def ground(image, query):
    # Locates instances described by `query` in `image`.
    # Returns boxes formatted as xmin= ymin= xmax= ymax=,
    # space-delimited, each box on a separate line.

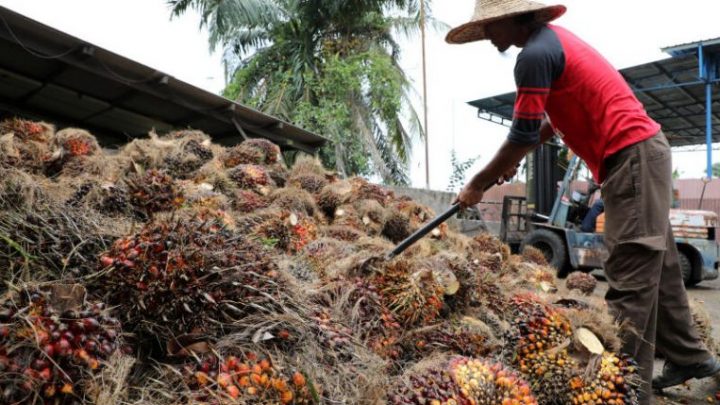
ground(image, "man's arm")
xmin=456 ymin=120 xmax=554 ymax=207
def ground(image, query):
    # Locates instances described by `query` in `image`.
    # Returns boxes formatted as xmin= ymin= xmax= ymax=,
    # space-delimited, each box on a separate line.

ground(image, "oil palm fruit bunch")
xmin=66 ymin=181 xmax=131 ymax=216
xmin=238 ymin=209 xmax=318 ymax=254
xmin=288 ymin=173 xmax=328 ymax=195
xmin=44 ymin=129 xmax=103 ymax=178
xmin=310 ymin=310 xmax=353 ymax=351
xmin=403 ymin=317 xmax=494 ymax=361
xmin=381 ymin=208 xmax=411 ymax=244
xmin=321 ymin=225 xmax=365 ymax=242
xmin=51 ymin=128 xmax=100 ymax=159
xmin=221 ymin=144 xmax=265 ymax=167
xmin=565 ymin=272 xmax=598 ymax=295
xmin=0 ymin=288 xmax=122 ymax=404
xmin=389 ymin=356 xmax=537 ymax=405
xmin=300 ymin=238 xmax=351 ymax=279
xmin=267 ymin=162 xmax=289 ymax=187
xmin=181 ymin=352 xmax=313 ymax=404
xmin=0 ymin=118 xmax=53 ymax=142
xmin=348 ymin=177 xmax=392 ymax=206
xmin=232 ymin=189 xmax=270 ymax=213
xmin=332 ymin=204 xmax=365 ymax=230
xmin=243 ymin=138 xmax=282 ymax=164
xmin=506 ymin=294 xmax=576 ymax=404
xmin=392 ymin=200 xmax=435 ymax=232
xmin=340 ymin=277 xmax=401 ymax=359
xmin=270 ymin=187 xmax=319 ymax=219
xmin=316 ymin=181 xmax=352 ymax=219
xmin=355 ymin=199 xmax=387 ymax=236
xmin=227 ymin=164 xmax=275 ymax=194
xmin=568 ymin=352 xmax=639 ymax=405
xmin=162 ymin=139 xmax=213 ymax=179
xmin=522 ymin=246 xmax=549 ymax=266
xmin=97 ymin=216 xmax=281 ymax=340
xmin=374 ymin=260 xmax=446 ymax=327
xmin=469 ymin=233 xmax=512 ymax=262
xmin=125 ymin=169 xmax=185 ymax=218
xmin=0 ymin=119 xmax=53 ymax=173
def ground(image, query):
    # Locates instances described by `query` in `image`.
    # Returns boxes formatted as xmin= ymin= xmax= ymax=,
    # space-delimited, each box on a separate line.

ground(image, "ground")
xmin=592 ymin=274 xmax=720 ymax=404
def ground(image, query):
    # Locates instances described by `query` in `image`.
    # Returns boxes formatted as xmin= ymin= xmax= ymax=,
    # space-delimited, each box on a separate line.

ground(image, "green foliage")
xmin=447 ymin=149 xmax=480 ymax=192
xmin=170 ymin=0 xmax=448 ymax=185
xmin=711 ymin=163 xmax=720 ymax=178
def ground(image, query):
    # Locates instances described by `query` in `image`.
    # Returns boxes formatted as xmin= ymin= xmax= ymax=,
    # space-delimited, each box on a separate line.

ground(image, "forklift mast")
xmin=525 ymin=142 xmax=566 ymax=216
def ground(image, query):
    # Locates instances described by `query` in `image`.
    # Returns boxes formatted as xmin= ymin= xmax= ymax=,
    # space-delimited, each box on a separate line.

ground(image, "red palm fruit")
xmin=226 ymin=384 xmax=240 ymax=399
xmin=217 ymin=372 xmax=232 ymax=388
xmin=292 ymin=371 xmax=306 ymax=387
xmin=38 ymin=368 xmax=52 ymax=380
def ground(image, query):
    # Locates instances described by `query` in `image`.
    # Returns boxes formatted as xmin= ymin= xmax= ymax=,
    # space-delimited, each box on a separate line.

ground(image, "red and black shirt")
xmin=510 ymin=24 xmax=660 ymax=182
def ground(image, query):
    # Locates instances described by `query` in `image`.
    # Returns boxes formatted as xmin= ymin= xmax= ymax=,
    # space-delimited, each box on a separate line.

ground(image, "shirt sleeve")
xmin=509 ymin=32 xmax=564 ymax=145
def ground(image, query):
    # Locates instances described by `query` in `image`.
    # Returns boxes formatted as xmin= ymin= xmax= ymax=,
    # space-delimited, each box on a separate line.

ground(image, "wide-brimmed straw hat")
xmin=446 ymin=0 xmax=566 ymax=44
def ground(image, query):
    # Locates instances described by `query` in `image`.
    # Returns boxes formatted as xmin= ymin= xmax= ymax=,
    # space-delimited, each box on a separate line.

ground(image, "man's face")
xmin=485 ymin=19 xmax=518 ymax=53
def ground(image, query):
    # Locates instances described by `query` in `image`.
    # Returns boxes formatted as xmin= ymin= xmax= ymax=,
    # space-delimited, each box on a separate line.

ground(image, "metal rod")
xmin=420 ymin=0 xmax=430 ymax=189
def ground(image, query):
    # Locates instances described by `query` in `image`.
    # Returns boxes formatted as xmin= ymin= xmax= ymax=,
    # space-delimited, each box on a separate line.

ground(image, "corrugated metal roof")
xmin=0 ymin=5 xmax=327 ymax=153
xmin=468 ymin=43 xmax=720 ymax=148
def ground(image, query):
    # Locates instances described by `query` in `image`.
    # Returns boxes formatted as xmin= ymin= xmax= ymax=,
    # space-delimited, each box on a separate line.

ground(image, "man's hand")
xmin=456 ymin=182 xmax=485 ymax=208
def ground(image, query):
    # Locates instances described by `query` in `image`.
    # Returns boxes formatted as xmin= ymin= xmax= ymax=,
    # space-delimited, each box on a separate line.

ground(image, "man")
xmin=446 ymin=0 xmax=720 ymax=403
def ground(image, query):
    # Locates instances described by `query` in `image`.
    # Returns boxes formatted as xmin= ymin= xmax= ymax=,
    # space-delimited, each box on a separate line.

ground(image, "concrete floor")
xmin=592 ymin=274 xmax=720 ymax=404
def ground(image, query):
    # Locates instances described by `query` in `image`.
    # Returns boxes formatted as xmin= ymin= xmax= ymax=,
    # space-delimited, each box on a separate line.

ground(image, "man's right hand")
xmin=456 ymin=182 xmax=485 ymax=208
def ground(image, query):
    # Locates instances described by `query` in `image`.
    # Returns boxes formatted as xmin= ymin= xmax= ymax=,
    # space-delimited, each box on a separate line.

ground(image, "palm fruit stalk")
xmin=566 ymin=272 xmax=598 ymax=295
xmin=181 ymin=352 xmax=312 ymax=404
xmin=389 ymin=356 xmax=537 ymax=405
xmin=0 ymin=288 xmax=122 ymax=404
xmin=124 ymin=169 xmax=185 ymax=218
xmin=95 ymin=216 xmax=282 ymax=341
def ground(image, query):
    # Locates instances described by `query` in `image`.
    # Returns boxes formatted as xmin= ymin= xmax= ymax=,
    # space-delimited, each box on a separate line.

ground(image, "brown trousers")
xmin=602 ymin=131 xmax=711 ymax=404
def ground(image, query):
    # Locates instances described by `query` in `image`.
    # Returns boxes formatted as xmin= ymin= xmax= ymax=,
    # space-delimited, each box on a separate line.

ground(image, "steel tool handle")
xmin=387 ymin=182 xmax=494 ymax=259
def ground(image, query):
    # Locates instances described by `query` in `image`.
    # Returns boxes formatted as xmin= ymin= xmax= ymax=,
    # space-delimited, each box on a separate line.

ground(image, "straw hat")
xmin=446 ymin=0 xmax=566 ymax=44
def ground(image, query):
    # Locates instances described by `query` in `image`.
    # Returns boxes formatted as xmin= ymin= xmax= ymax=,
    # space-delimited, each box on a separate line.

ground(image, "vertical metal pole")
xmin=420 ymin=0 xmax=430 ymax=189
xmin=699 ymin=44 xmax=713 ymax=178
xmin=708 ymin=81 xmax=713 ymax=179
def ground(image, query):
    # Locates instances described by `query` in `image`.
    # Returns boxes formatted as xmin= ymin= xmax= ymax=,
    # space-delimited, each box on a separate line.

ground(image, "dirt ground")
xmin=592 ymin=273 xmax=720 ymax=404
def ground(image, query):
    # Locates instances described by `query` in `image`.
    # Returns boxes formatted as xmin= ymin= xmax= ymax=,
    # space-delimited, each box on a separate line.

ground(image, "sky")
xmin=0 ymin=0 xmax=719 ymax=190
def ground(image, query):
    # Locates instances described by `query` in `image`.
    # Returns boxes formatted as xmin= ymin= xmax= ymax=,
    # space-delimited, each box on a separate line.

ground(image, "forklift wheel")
xmin=521 ymin=229 xmax=569 ymax=278
xmin=678 ymin=250 xmax=697 ymax=287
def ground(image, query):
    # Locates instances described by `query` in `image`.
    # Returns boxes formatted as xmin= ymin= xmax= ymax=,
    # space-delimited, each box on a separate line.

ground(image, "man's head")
xmin=485 ymin=12 xmax=541 ymax=52
xmin=445 ymin=0 xmax=565 ymax=46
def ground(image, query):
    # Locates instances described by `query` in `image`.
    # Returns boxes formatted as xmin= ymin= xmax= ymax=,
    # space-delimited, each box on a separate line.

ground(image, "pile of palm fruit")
xmin=0 ymin=117 xmax=661 ymax=404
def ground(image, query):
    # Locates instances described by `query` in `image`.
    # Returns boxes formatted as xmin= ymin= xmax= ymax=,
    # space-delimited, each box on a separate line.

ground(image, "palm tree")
xmin=169 ymin=0 xmax=445 ymax=185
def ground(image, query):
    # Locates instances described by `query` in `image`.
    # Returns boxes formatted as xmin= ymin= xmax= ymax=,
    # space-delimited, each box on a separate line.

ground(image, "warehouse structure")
xmin=0 ymin=5 xmax=327 ymax=154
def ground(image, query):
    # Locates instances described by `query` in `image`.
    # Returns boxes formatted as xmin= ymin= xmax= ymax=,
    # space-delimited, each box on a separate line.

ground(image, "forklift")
xmin=499 ymin=141 xmax=720 ymax=286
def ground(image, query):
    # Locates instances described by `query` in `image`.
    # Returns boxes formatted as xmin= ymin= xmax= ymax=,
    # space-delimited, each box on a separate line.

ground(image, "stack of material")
xmin=0 ymin=118 xmax=643 ymax=404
